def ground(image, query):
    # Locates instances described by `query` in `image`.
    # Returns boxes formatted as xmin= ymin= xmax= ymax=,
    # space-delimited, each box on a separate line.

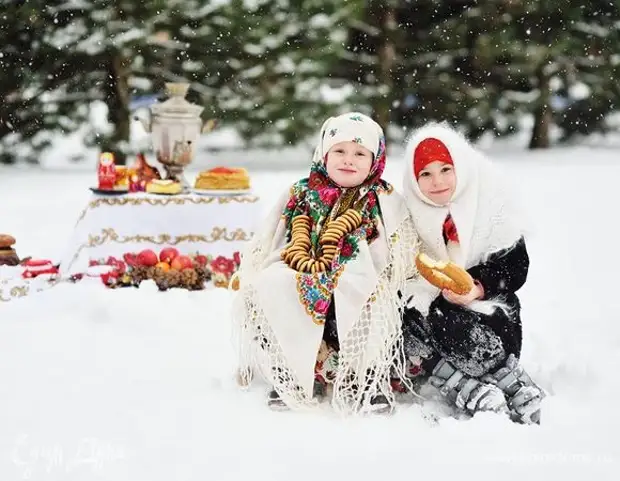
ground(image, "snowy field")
xmin=0 ymin=146 xmax=619 ymax=480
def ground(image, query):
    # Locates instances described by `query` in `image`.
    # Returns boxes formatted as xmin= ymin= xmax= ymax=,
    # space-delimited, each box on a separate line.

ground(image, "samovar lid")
xmin=151 ymin=83 xmax=204 ymax=118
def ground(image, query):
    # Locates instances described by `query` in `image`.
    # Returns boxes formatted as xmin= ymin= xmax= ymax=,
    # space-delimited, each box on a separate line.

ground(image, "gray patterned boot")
xmin=429 ymin=358 xmax=508 ymax=414
xmin=483 ymin=354 xmax=545 ymax=425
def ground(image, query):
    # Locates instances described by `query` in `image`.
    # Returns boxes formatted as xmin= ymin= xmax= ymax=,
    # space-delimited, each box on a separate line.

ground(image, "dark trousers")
xmin=403 ymin=295 xmax=522 ymax=378
xmin=323 ymin=298 xmax=339 ymax=351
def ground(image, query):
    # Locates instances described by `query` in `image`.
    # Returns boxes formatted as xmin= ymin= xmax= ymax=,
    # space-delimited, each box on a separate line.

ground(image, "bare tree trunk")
xmin=529 ymin=63 xmax=551 ymax=149
xmin=374 ymin=3 xmax=397 ymax=134
xmin=103 ymin=52 xmax=131 ymax=165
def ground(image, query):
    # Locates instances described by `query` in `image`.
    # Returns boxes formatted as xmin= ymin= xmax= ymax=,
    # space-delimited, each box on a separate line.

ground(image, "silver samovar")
xmin=136 ymin=82 xmax=215 ymax=189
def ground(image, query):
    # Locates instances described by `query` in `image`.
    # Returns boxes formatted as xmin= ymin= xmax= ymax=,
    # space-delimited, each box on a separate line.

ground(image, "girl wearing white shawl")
xmin=234 ymin=113 xmax=417 ymax=414
xmin=401 ymin=123 xmax=545 ymax=424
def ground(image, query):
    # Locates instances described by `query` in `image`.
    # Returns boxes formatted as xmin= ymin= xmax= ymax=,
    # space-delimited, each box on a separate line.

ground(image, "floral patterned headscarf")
xmin=281 ymin=112 xmax=393 ymax=324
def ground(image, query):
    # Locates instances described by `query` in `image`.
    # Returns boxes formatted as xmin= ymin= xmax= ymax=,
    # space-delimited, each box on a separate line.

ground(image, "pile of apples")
xmin=124 ymin=247 xmax=207 ymax=272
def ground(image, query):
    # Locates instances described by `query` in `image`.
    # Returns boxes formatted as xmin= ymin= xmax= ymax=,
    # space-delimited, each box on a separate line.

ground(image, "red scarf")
xmin=443 ymin=214 xmax=459 ymax=244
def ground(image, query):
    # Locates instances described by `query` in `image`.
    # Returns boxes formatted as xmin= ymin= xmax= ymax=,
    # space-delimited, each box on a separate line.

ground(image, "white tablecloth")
xmin=59 ymin=192 xmax=261 ymax=275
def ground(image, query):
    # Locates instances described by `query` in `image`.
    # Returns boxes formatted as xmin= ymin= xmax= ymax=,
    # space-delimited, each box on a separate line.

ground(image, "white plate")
xmin=192 ymin=188 xmax=251 ymax=196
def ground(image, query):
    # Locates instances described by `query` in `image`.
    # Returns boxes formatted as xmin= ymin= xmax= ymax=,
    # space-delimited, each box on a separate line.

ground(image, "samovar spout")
xmin=134 ymin=115 xmax=152 ymax=133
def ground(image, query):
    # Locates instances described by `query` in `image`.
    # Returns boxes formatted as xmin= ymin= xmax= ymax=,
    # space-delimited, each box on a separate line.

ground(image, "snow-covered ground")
xmin=0 ymin=146 xmax=618 ymax=480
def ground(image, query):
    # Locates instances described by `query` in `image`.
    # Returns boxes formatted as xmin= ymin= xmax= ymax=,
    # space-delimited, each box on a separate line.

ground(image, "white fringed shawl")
xmin=233 ymin=189 xmax=418 ymax=414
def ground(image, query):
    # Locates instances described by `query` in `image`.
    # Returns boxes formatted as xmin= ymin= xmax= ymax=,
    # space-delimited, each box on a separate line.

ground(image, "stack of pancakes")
xmin=194 ymin=167 xmax=250 ymax=190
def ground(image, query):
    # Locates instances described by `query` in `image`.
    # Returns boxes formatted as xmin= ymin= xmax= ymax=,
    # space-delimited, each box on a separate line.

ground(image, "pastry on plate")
xmin=0 ymin=234 xmax=20 ymax=266
xmin=146 ymin=179 xmax=183 ymax=195
xmin=194 ymin=167 xmax=250 ymax=190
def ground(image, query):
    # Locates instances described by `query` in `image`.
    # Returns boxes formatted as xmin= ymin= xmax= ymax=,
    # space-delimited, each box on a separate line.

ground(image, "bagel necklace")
xmin=281 ymin=187 xmax=364 ymax=273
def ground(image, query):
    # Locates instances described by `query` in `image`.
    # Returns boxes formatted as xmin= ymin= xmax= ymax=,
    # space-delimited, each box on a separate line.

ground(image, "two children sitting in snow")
xmin=234 ymin=113 xmax=545 ymax=425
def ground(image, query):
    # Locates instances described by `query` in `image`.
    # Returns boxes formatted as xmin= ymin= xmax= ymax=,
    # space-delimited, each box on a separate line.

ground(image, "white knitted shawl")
xmin=401 ymin=123 xmax=523 ymax=315
xmin=233 ymin=188 xmax=418 ymax=414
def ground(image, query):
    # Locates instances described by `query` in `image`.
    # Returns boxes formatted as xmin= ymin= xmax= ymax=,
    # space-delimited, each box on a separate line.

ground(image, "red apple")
xmin=137 ymin=249 xmax=158 ymax=267
xmin=171 ymin=255 xmax=193 ymax=271
xmin=123 ymin=252 xmax=138 ymax=267
xmin=160 ymin=247 xmax=180 ymax=264
xmin=193 ymin=254 xmax=208 ymax=267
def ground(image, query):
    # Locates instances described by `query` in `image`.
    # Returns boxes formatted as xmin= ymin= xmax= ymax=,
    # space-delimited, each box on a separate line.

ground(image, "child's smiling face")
xmin=416 ymin=160 xmax=457 ymax=205
xmin=325 ymin=141 xmax=373 ymax=188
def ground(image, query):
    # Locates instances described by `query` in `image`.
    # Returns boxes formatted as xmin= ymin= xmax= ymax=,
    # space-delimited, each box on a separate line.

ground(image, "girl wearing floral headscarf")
xmin=233 ymin=112 xmax=418 ymax=414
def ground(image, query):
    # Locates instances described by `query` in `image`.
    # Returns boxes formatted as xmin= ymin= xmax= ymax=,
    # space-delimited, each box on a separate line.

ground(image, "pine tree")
xmin=338 ymin=0 xmax=620 ymax=147
xmin=458 ymin=0 xmax=620 ymax=147
xmin=411 ymin=0 xmax=620 ymax=147
xmin=553 ymin=0 xmax=620 ymax=142
xmin=1 ymin=0 xmax=176 ymax=164
xmin=0 ymin=1 xmax=89 ymax=164
xmin=162 ymin=0 xmax=363 ymax=146
xmin=337 ymin=0 xmax=482 ymax=140
xmin=2 ymin=0 xmax=364 ymax=162
xmin=46 ymin=0 xmax=173 ymax=164
xmin=469 ymin=0 xmax=588 ymax=148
